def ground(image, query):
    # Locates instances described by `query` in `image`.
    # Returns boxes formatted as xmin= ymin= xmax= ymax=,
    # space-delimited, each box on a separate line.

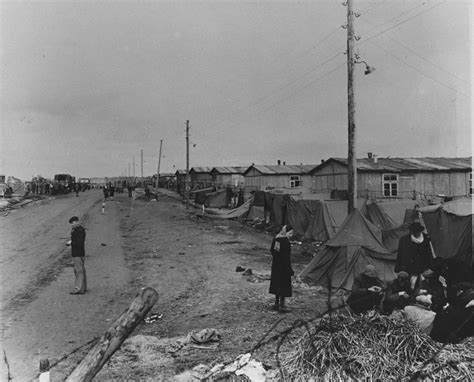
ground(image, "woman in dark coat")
xmin=269 ymin=224 xmax=294 ymax=312
xmin=395 ymin=222 xmax=433 ymax=290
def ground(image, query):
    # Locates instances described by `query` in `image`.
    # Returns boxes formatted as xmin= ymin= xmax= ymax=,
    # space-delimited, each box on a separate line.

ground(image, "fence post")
xmin=39 ymin=359 xmax=50 ymax=382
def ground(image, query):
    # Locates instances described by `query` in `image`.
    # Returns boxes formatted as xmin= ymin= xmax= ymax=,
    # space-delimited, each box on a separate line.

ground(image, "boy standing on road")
xmin=67 ymin=216 xmax=87 ymax=294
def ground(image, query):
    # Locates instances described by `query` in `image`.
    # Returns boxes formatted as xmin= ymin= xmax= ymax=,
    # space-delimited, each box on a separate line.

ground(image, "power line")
xmin=200 ymin=0 xmax=457 ymax=136
xmin=253 ymin=61 xmax=346 ymax=116
xmin=369 ymin=39 xmax=469 ymax=98
xmin=359 ymin=0 xmax=431 ymax=32
xmin=360 ymin=0 xmax=448 ymax=46
xmin=360 ymin=17 xmax=468 ymax=83
xmin=359 ymin=0 xmax=388 ymax=16
xmin=204 ymin=51 xmax=343 ymax=132
xmin=198 ymin=18 xmax=346 ymax=135
xmin=230 ymin=0 xmax=450 ymax=130
xmin=203 ymin=60 xmax=346 ymax=135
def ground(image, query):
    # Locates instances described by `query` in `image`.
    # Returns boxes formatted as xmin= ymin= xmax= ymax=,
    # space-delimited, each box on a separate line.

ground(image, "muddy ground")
xmin=1 ymin=189 xmax=329 ymax=381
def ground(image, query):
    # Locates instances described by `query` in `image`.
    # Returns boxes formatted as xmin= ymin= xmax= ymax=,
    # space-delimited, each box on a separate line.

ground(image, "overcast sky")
xmin=1 ymin=0 xmax=472 ymax=180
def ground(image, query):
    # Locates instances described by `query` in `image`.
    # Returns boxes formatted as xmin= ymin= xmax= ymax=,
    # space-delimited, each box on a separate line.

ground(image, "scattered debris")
xmin=207 ymin=353 xmax=267 ymax=381
xmin=219 ymin=240 xmax=243 ymax=245
xmin=244 ymin=272 xmax=270 ymax=283
xmin=242 ymin=268 xmax=253 ymax=276
xmin=144 ymin=313 xmax=163 ymax=324
xmin=236 ymin=266 xmax=245 ymax=272
xmin=101 ymin=243 xmax=107 ymax=246
xmin=187 ymin=328 xmax=221 ymax=346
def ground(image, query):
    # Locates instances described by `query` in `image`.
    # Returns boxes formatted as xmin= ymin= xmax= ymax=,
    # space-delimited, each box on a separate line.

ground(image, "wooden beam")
xmin=65 ymin=287 xmax=158 ymax=382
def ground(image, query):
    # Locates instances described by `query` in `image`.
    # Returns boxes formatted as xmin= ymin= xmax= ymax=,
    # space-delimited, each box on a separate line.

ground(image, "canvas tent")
xmin=301 ymin=200 xmax=339 ymax=242
xmin=205 ymin=198 xmax=254 ymax=219
xmin=299 ymin=209 xmax=396 ymax=291
xmin=246 ymin=203 xmax=264 ymax=220
xmin=420 ymin=197 xmax=473 ymax=266
xmin=262 ymin=190 xmax=359 ymax=242
xmin=204 ymin=188 xmax=233 ymax=208
xmin=286 ymin=198 xmax=319 ymax=237
xmin=192 ymin=187 xmax=215 ymax=205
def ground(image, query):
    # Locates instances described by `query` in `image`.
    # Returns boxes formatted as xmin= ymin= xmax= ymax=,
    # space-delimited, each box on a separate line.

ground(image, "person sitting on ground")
xmin=395 ymin=221 xmax=433 ymax=290
xmin=414 ymin=268 xmax=447 ymax=313
xmin=431 ymin=257 xmax=474 ymax=305
xmin=269 ymin=224 xmax=294 ymax=313
xmin=347 ymin=264 xmax=385 ymax=314
xmin=430 ymin=281 xmax=474 ymax=343
xmin=382 ymin=271 xmax=412 ymax=315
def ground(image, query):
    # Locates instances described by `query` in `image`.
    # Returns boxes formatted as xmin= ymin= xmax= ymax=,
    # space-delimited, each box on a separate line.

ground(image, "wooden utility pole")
xmin=65 ymin=288 xmax=158 ymax=382
xmin=156 ymin=139 xmax=163 ymax=189
xmin=185 ymin=120 xmax=190 ymax=210
xmin=347 ymin=0 xmax=357 ymax=213
xmin=140 ymin=149 xmax=143 ymax=178
xmin=133 ymin=157 xmax=135 ymax=178
xmin=128 ymin=162 xmax=130 ymax=178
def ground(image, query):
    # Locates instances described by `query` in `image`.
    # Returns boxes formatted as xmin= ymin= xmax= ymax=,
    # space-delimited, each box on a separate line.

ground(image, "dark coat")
xmin=395 ymin=233 xmax=432 ymax=276
xmin=430 ymin=288 xmax=474 ymax=344
xmin=269 ymin=236 xmax=294 ymax=297
xmin=347 ymin=274 xmax=385 ymax=314
xmin=71 ymin=225 xmax=86 ymax=257
xmin=444 ymin=259 xmax=474 ymax=304
xmin=383 ymin=278 xmax=412 ymax=314
xmin=415 ymin=276 xmax=447 ymax=313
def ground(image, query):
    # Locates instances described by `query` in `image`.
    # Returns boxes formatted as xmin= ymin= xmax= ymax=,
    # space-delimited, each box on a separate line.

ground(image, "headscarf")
xmin=397 ymin=271 xmax=409 ymax=280
xmin=362 ymin=264 xmax=378 ymax=278
xmin=276 ymin=224 xmax=293 ymax=238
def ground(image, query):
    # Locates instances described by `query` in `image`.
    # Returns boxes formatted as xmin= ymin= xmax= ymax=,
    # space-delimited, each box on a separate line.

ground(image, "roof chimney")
xmin=367 ymin=152 xmax=373 ymax=159
xmin=277 ymin=160 xmax=281 ymax=165
xmin=283 ymin=161 xmax=286 ymax=165
xmin=321 ymin=159 xmax=325 ymax=164
xmin=373 ymin=155 xmax=378 ymax=164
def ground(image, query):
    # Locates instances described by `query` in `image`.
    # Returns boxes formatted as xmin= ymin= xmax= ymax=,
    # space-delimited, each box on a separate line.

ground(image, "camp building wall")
xmin=244 ymin=168 xmax=311 ymax=190
xmin=411 ymin=172 xmax=470 ymax=198
xmin=312 ymin=163 xmax=471 ymax=198
xmin=212 ymin=173 xmax=226 ymax=186
xmin=311 ymin=161 xmax=348 ymax=192
xmin=213 ymin=173 xmax=244 ymax=187
xmin=190 ymin=172 xmax=212 ymax=183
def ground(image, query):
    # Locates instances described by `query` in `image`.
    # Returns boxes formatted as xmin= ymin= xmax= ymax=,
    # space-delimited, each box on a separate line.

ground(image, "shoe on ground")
xmin=69 ymin=290 xmax=84 ymax=295
xmin=279 ymin=305 xmax=291 ymax=313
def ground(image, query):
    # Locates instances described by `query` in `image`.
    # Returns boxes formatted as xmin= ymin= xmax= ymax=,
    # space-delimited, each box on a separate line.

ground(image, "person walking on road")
xmin=67 ymin=216 xmax=87 ymax=294
xmin=269 ymin=224 xmax=294 ymax=313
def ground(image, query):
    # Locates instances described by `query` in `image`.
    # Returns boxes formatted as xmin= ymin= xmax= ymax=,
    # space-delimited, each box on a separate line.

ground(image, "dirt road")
xmin=1 ymin=189 xmax=326 ymax=381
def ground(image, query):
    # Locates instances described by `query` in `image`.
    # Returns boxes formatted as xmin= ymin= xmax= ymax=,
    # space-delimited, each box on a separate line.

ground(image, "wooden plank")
xmin=65 ymin=287 xmax=158 ymax=382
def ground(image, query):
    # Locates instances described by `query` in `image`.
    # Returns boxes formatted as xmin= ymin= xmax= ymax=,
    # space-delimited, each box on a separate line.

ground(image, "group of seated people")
xmin=346 ymin=222 xmax=474 ymax=344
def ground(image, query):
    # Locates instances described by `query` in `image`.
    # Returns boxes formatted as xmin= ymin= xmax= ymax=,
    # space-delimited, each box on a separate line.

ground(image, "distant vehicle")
xmin=78 ymin=178 xmax=91 ymax=191
xmin=53 ymin=174 xmax=75 ymax=194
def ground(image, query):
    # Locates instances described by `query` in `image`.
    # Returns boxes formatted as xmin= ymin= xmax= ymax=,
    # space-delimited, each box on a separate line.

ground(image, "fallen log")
xmin=65 ymin=287 xmax=159 ymax=382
